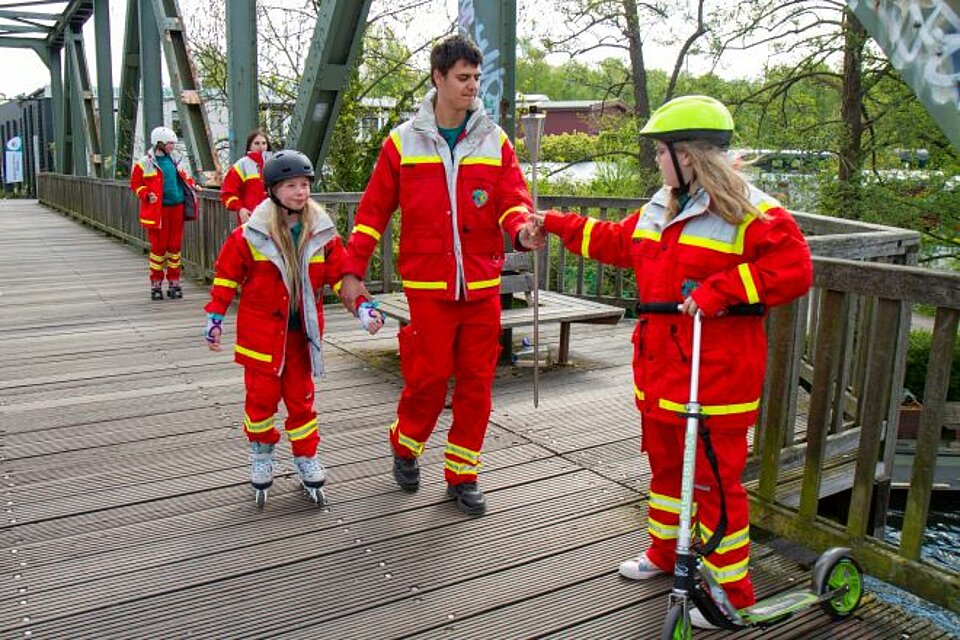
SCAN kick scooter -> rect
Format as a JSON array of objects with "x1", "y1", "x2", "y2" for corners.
[{"x1": 635, "y1": 303, "x2": 865, "y2": 639}]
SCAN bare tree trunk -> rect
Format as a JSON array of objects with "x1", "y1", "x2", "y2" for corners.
[
  {"x1": 622, "y1": 0, "x2": 655, "y2": 174},
  {"x1": 838, "y1": 7, "x2": 867, "y2": 218}
]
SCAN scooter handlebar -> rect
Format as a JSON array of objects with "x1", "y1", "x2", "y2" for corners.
[{"x1": 635, "y1": 302, "x2": 765, "y2": 316}]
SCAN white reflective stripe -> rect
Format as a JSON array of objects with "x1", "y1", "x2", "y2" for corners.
[
  {"x1": 444, "y1": 459, "x2": 479, "y2": 476},
  {"x1": 286, "y1": 418, "x2": 318, "y2": 441},
  {"x1": 445, "y1": 442, "x2": 480, "y2": 464},
  {"x1": 702, "y1": 556, "x2": 750, "y2": 584},
  {"x1": 647, "y1": 517, "x2": 679, "y2": 540},
  {"x1": 649, "y1": 491, "x2": 681, "y2": 515}
]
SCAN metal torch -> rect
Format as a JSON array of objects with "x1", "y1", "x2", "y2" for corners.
[{"x1": 520, "y1": 105, "x2": 546, "y2": 407}]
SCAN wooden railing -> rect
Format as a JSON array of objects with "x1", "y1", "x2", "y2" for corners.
[{"x1": 36, "y1": 173, "x2": 957, "y2": 611}]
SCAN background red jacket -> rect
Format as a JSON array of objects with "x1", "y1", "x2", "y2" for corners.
[
  {"x1": 544, "y1": 184, "x2": 813, "y2": 428},
  {"x1": 129, "y1": 150, "x2": 196, "y2": 228},
  {"x1": 220, "y1": 151, "x2": 267, "y2": 223}
]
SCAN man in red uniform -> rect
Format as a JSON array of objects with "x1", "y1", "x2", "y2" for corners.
[{"x1": 339, "y1": 34, "x2": 540, "y2": 516}]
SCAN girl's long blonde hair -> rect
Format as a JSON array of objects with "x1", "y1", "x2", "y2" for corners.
[
  {"x1": 665, "y1": 140, "x2": 765, "y2": 224},
  {"x1": 265, "y1": 198, "x2": 325, "y2": 311}
]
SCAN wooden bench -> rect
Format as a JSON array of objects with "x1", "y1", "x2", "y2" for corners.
[{"x1": 374, "y1": 252, "x2": 625, "y2": 365}]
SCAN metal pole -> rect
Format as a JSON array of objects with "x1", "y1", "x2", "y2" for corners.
[{"x1": 520, "y1": 106, "x2": 546, "y2": 407}]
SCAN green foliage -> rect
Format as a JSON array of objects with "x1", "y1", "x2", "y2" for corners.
[{"x1": 904, "y1": 330, "x2": 960, "y2": 402}]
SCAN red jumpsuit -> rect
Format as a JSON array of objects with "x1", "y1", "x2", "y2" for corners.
[
  {"x1": 343, "y1": 91, "x2": 533, "y2": 486},
  {"x1": 130, "y1": 151, "x2": 196, "y2": 284},
  {"x1": 220, "y1": 151, "x2": 267, "y2": 226},
  {"x1": 543, "y1": 185, "x2": 813, "y2": 608},
  {"x1": 205, "y1": 201, "x2": 346, "y2": 457}
]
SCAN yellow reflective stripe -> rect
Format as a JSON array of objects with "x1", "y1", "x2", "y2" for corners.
[
  {"x1": 235, "y1": 344, "x2": 273, "y2": 363},
  {"x1": 332, "y1": 279, "x2": 342, "y2": 294},
  {"x1": 633, "y1": 228, "x2": 661, "y2": 242},
  {"x1": 499, "y1": 131, "x2": 508, "y2": 145},
  {"x1": 755, "y1": 200, "x2": 776, "y2": 214},
  {"x1": 136, "y1": 186, "x2": 148, "y2": 195},
  {"x1": 353, "y1": 224, "x2": 382, "y2": 242},
  {"x1": 244, "y1": 412, "x2": 275, "y2": 433},
  {"x1": 467, "y1": 277, "x2": 500, "y2": 290},
  {"x1": 214, "y1": 277, "x2": 238, "y2": 289},
  {"x1": 149, "y1": 262, "x2": 164, "y2": 271},
  {"x1": 498, "y1": 204, "x2": 528, "y2": 225},
  {"x1": 309, "y1": 253, "x2": 326, "y2": 263},
  {"x1": 444, "y1": 459, "x2": 480, "y2": 476},
  {"x1": 702, "y1": 556, "x2": 750, "y2": 584},
  {"x1": 224, "y1": 195, "x2": 240, "y2": 207},
  {"x1": 403, "y1": 280, "x2": 447, "y2": 290},
  {"x1": 648, "y1": 517, "x2": 679, "y2": 541},
  {"x1": 445, "y1": 442, "x2": 480, "y2": 465},
  {"x1": 401, "y1": 155, "x2": 442, "y2": 165},
  {"x1": 461, "y1": 156, "x2": 501, "y2": 166},
  {"x1": 634, "y1": 385, "x2": 645, "y2": 401},
  {"x1": 659, "y1": 397, "x2": 760, "y2": 416},
  {"x1": 699, "y1": 524, "x2": 750, "y2": 554},
  {"x1": 286, "y1": 418, "x2": 318, "y2": 441},
  {"x1": 167, "y1": 252, "x2": 181, "y2": 259},
  {"x1": 738, "y1": 263, "x2": 759, "y2": 303},
  {"x1": 246, "y1": 240, "x2": 270, "y2": 261},
  {"x1": 581, "y1": 217, "x2": 597, "y2": 259},
  {"x1": 391, "y1": 420, "x2": 425, "y2": 456},
  {"x1": 149, "y1": 252, "x2": 165, "y2": 261},
  {"x1": 649, "y1": 491, "x2": 682, "y2": 515},
  {"x1": 390, "y1": 130, "x2": 402, "y2": 154},
  {"x1": 140, "y1": 218, "x2": 159, "y2": 226},
  {"x1": 678, "y1": 215, "x2": 755, "y2": 255}
]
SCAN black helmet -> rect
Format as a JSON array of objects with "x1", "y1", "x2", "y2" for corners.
[{"x1": 263, "y1": 149, "x2": 315, "y2": 188}]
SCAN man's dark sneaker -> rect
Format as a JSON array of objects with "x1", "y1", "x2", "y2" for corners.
[
  {"x1": 393, "y1": 455, "x2": 420, "y2": 492},
  {"x1": 447, "y1": 482, "x2": 487, "y2": 516}
]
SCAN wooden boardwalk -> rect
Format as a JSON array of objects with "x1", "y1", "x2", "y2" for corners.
[{"x1": 0, "y1": 199, "x2": 951, "y2": 639}]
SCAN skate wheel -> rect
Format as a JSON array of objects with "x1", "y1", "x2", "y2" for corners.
[
  {"x1": 255, "y1": 488, "x2": 267, "y2": 508},
  {"x1": 815, "y1": 554, "x2": 863, "y2": 618},
  {"x1": 661, "y1": 602, "x2": 692, "y2": 640}
]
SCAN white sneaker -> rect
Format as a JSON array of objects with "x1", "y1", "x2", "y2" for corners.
[
  {"x1": 618, "y1": 552, "x2": 667, "y2": 580},
  {"x1": 689, "y1": 605, "x2": 720, "y2": 630}
]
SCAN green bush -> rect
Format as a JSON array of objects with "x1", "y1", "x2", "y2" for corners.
[{"x1": 903, "y1": 330, "x2": 960, "y2": 402}]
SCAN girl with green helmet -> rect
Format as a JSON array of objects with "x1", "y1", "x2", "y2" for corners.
[{"x1": 523, "y1": 95, "x2": 813, "y2": 629}]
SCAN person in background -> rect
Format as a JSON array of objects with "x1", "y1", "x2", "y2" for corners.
[
  {"x1": 204, "y1": 150, "x2": 384, "y2": 506},
  {"x1": 221, "y1": 129, "x2": 272, "y2": 226},
  {"x1": 523, "y1": 95, "x2": 813, "y2": 629},
  {"x1": 130, "y1": 126, "x2": 197, "y2": 300},
  {"x1": 338, "y1": 34, "x2": 542, "y2": 516}
]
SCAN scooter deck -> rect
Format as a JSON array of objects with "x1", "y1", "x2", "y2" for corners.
[{"x1": 740, "y1": 590, "x2": 820, "y2": 624}]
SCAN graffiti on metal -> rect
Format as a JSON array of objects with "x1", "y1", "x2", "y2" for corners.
[{"x1": 458, "y1": 0, "x2": 506, "y2": 125}]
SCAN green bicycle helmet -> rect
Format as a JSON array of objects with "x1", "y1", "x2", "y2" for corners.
[{"x1": 640, "y1": 95, "x2": 734, "y2": 147}]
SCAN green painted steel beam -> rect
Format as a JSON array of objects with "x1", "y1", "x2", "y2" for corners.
[
  {"x1": 47, "y1": 45, "x2": 65, "y2": 173},
  {"x1": 0, "y1": 24, "x2": 50, "y2": 34},
  {"x1": 66, "y1": 27, "x2": 104, "y2": 176},
  {"x1": 139, "y1": 0, "x2": 163, "y2": 147},
  {"x1": 150, "y1": 0, "x2": 222, "y2": 184},
  {"x1": 287, "y1": 0, "x2": 373, "y2": 171},
  {"x1": 226, "y1": 0, "x2": 258, "y2": 161},
  {"x1": 94, "y1": 0, "x2": 115, "y2": 176},
  {"x1": 458, "y1": 0, "x2": 518, "y2": 140},
  {"x1": 44, "y1": 0, "x2": 94, "y2": 49},
  {"x1": 115, "y1": 0, "x2": 141, "y2": 177},
  {"x1": 847, "y1": 0, "x2": 960, "y2": 150}
]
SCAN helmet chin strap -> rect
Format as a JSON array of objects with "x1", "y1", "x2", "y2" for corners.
[
  {"x1": 666, "y1": 142, "x2": 690, "y2": 197},
  {"x1": 268, "y1": 190, "x2": 304, "y2": 216}
]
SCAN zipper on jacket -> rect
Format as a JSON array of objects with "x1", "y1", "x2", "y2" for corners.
[{"x1": 669, "y1": 324, "x2": 688, "y2": 363}]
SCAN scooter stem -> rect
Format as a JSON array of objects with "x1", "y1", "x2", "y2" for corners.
[{"x1": 675, "y1": 311, "x2": 703, "y2": 558}]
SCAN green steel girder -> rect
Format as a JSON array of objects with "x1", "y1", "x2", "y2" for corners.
[
  {"x1": 226, "y1": 0, "x2": 258, "y2": 161},
  {"x1": 48, "y1": 45, "x2": 65, "y2": 173},
  {"x1": 140, "y1": 0, "x2": 163, "y2": 149},
  {"x1": 847, "y1": 0, "x2": 960, "y2": 150},
  {"x1": 287, "y1": 0, "x2": 373, "y2": 171},
  {"x1": 115, "y1": 0, "x2": 141, "y2": 177},
  {"x1": 150, "y1": 0, "x2": 221, "y2": 184},
  {"x1": 66, "y1": 26, "x2": 103, "y2": 176},
  {"x1": 94, "y1": 0, "x2": 115, "y2": 176}
]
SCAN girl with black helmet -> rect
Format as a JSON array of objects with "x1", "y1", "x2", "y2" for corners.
[
  {"x1": 523, "y1": 95, "x2": 813, "y2": 628},
  {"x1": 203, "y1": 150, "x2": 385, "y2": 506}
]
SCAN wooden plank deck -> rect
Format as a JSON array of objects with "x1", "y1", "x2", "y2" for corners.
[{"x1": 0, "y1": 199, "x2": 951, "y2": 639}]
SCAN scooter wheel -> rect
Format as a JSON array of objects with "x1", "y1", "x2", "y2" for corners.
[
  {"x1": 815, "y1": 555, "x2": 863, "y2": 618},
  {"x1": 661, "y1": 602, "x2": 692, "y2": 640}
]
